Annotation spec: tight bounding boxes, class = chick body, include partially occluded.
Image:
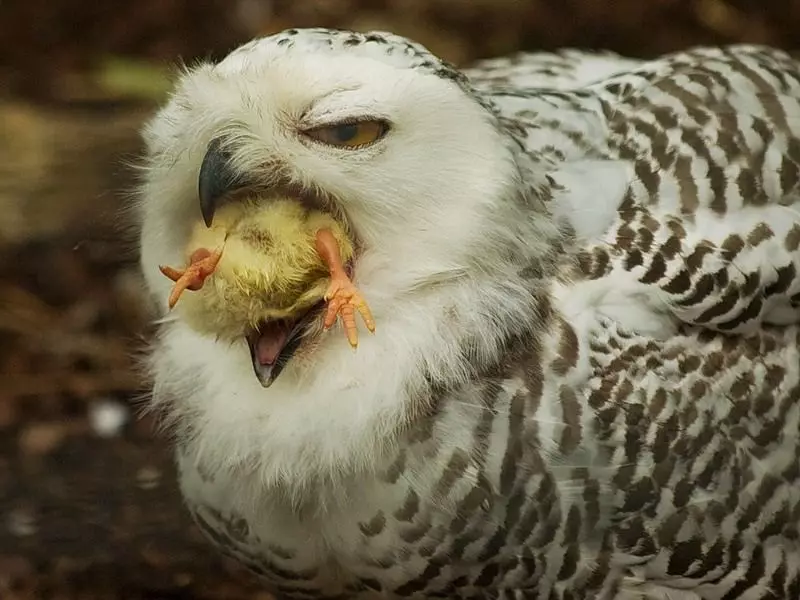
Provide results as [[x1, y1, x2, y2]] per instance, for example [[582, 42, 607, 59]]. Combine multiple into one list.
[[174, 197, 353, 340]]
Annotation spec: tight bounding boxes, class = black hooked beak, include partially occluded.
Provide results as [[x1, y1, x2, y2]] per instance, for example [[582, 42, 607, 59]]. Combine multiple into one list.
[[198, 137, 247, 227]]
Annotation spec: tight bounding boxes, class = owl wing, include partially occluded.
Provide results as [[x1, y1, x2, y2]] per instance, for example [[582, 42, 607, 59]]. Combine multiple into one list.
[[563, 45, 800, 335]]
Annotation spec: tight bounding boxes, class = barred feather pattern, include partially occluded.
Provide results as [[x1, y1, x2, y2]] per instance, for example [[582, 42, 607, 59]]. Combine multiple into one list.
[[492, 46, 800, 335], [179, 302, 800, 599], [152, 32, 800, 599]]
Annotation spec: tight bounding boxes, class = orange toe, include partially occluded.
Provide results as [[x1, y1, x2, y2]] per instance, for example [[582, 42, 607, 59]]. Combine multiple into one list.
[[323, 274, 375, 347], [159, 247, 223, 309]]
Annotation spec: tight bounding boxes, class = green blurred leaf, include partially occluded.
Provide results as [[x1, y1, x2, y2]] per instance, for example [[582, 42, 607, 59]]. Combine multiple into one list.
[[94, 56, 173, 101]]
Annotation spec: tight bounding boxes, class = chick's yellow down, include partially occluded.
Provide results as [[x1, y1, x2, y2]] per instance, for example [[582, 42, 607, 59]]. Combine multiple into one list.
[[159, 196, 372, 344]]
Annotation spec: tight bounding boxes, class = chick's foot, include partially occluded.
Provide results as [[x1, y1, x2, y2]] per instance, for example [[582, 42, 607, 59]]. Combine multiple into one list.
[[159, 247, 223, 309], [315, 228, 375, 348], [323, 275, 376, 348]]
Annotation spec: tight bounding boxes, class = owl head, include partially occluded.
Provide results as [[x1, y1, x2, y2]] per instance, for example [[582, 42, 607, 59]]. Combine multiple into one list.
[[135, 28, 562, 486]]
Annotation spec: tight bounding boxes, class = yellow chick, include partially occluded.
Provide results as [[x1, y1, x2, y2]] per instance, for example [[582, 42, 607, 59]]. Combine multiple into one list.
[[158, 196, 375, 349]]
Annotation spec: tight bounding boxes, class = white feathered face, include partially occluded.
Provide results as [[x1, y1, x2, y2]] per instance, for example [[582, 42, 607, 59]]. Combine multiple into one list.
[[137, 29, 526, 390]]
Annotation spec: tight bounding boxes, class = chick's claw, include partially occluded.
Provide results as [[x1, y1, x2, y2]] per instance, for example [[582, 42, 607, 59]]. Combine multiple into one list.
[[159, 247, 223, 309], [323, 276, 376, 348], [314, 227, 375, 348]]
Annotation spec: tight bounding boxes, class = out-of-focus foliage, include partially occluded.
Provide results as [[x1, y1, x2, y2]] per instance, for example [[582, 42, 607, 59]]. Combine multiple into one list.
[[2, 0, 797, 102]]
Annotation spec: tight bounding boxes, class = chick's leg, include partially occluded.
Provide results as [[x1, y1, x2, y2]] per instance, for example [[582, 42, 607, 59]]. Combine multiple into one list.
[[315, 228, 375, 347], [159, 247, 223, 309]]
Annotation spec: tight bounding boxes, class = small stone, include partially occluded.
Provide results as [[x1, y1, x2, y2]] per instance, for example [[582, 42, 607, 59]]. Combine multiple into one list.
[[89, 398, 129, 438], [0, 554, 33, 580], [137, 465, 162, 490], [7, 507, 36, 537], [0, 398, 17, 428], [18, 422, 68, 455]]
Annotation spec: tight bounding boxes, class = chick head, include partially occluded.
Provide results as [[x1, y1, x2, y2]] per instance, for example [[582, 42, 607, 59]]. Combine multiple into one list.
[[171, 196, 353, 341]]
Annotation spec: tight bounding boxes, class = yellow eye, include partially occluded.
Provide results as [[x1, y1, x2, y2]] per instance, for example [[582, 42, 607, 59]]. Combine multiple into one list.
[[304, 120, 388, 148]]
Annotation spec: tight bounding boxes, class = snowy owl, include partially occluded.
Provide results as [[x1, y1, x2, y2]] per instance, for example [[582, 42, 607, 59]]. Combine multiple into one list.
[[136, 27, 800, 599]]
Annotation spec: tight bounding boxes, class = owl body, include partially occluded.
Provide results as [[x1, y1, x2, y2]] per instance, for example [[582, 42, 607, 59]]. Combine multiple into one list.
[[176, 298, 800, 599], [138, 29, 800, 599]]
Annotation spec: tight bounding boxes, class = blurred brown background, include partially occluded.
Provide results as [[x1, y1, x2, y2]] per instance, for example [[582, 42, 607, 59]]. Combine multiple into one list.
[[1, 1, 798, 598]]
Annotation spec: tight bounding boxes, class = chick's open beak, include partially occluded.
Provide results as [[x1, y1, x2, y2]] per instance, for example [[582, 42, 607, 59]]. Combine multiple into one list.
[[198, 137, 247, 227]]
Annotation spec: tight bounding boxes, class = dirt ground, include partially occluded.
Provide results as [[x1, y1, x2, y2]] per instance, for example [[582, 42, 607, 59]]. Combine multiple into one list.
[[1, 1, 797, 598]]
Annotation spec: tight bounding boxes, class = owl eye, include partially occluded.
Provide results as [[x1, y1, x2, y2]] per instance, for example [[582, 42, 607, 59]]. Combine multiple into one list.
[[303, 120, 388, 148]]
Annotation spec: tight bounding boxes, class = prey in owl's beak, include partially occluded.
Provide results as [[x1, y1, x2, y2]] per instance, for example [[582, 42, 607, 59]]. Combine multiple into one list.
[[160, 138, 375, 388]]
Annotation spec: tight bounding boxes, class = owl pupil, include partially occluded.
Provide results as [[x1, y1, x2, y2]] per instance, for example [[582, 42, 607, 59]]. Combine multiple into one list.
[[334, 124, 359, 142]]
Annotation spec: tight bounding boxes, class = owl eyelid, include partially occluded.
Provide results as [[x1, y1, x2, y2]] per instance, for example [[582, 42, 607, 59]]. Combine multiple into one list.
[[300, 117, 391, 149], [300, 113, 390, 133]]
